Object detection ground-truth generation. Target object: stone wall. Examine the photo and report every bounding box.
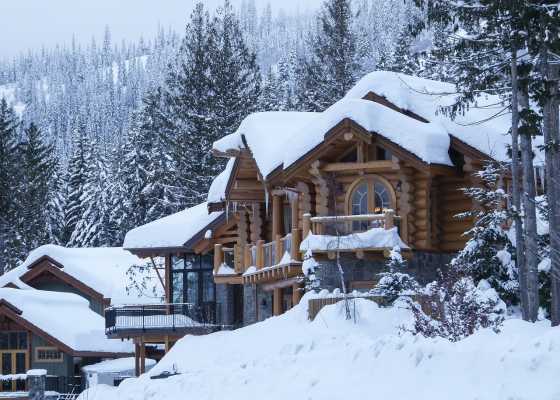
[314,251,455,292]
[242,284,273,326]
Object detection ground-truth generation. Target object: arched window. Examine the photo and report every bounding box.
[347,177,395,230]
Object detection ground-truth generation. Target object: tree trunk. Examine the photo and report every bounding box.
[543,58,560,325]
[519,90,540,322]
[510,49,528,319]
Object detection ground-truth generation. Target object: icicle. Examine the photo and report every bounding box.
[226,200,230,222]
[264,186,269,216]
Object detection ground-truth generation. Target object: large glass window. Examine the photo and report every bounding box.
[170,254,215,306]
[349,178,394,231]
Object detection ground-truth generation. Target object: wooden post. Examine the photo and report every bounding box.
[303,213,312,239]
[256,240,265,269]
[134,342,140,377]
[275,234,283,264]
[291,193,299,231]
[384,210,395,230]
[272,194,282,238]
[291,228,301,261]
[164,255,171,303]
[273,288,283,316]
[140,339,146,374]
[214,244,223,274]
[244,244,252,270]
[292,282,303,306]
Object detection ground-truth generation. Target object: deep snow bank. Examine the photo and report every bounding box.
[79,295,560,400]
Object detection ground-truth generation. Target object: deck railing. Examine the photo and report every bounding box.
[105,303,220,337]
[214,231,300,276]
[304,210,399,236]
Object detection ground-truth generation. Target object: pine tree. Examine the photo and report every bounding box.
[451,163,519,304]
[374,246,419,303]
[17,123,59,252]
[64,129,90,245]
[0,99,21,271]
[69,140,114,247]
[163,1,261,210]
[298,0,363,111]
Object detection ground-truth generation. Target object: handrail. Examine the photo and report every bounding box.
[304,211,399,236]
[105,302,220,335]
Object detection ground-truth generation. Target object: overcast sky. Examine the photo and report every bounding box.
[0,0,321,60]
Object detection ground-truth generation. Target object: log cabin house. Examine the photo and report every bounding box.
[206,71,544,322]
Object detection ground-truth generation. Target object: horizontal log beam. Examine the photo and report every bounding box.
[321,160,397,173]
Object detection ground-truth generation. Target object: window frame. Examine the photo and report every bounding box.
[170,253,216,306]
[345,176,396,216]
[34,347,64,363]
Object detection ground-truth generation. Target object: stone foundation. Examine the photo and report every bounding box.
[314,251,455,292]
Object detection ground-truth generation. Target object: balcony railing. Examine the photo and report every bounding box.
[303,210,400,237]
[214,232,300,277]
[105,303,221,338]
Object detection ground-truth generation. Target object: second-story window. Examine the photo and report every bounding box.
[348,177,394,231]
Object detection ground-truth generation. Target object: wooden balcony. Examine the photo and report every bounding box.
[213,229,303,285]
[301,211,408,256]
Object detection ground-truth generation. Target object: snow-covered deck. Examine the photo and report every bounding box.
[105,303,223,339]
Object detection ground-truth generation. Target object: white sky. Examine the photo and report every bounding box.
[0,0,321,60]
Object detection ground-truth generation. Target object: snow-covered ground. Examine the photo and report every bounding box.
[79,293,560,400]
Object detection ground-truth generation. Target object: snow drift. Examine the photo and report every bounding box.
[79,294,560,400]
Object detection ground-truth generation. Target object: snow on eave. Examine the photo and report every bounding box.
[123,202,224,251]
[207,158,237,206]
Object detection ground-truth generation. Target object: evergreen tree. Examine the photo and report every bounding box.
[298,0,363,111]
[451,163,518,304]
[69,141,114,247]
[17,123,59,252]
[64,129,90,245]
[163,1,261,210]
[374,246,419,303]
[0,99,20,271]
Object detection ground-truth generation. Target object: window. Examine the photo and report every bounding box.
[35,347,63,363]
[348,177,394,231]
[0,332,27,350]
[170,254,216,306]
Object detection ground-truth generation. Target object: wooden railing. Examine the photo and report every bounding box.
[214,230,301,276]
[303,210,399,237]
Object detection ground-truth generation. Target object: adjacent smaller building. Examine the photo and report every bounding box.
[0,288,132,394]
[0,245,160,395]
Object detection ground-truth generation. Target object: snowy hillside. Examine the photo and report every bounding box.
[79,295,560,400]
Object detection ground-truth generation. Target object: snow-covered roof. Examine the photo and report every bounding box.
[344,71,544,164]
[213,71,544,181]
[82,357,155,374]
[284,99,451,168]
[213,111,319,178]
[0,288,132,354]
[0,245,160,305]
[207,158,236,205]
[123,202,223,251]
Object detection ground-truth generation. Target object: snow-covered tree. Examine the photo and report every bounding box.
[451,163,518,305]
[407,271,505,342]
[298,0,364,111]
[374,246,419,303]
[0,99,21,271]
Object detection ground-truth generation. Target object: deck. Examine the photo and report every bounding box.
[105,303,223,339]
